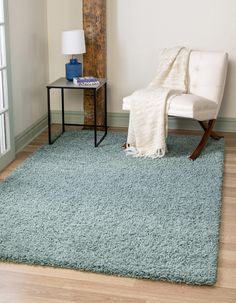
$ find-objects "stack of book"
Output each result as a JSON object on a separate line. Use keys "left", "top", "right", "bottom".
{"left": 73, "top": 77, "right": 100, "bottom": 87}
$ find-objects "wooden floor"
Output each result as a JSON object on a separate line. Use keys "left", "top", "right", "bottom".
{"left": 0, "top": 128, "right": 236, "bottom": 303}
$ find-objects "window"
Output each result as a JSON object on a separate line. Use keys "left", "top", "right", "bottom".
{"left": 0, "top": 0, "right": 14, "bottom": 172}
{"left": 0, "top": 0, "right": 10, "bottom": 157}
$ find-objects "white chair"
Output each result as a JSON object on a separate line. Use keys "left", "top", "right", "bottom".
{"left": 122, "top": 51, "right": 228, "bottom": 160}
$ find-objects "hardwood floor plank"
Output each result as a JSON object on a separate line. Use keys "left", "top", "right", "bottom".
{"left": 0, "top": 272, "right": 143, "bottom": 303}
{"left": 133, "top": 279, "right": 236, "bottom": 303}
{"left": 0, "top": 264, "right": 135, "bottom": 287}
{"left": 0, "top": 282, "right": 144, "bottom": 303}
{"left": 1, "top": 270, "right": 236, "bottom": 303}
{"left": 218, "top": 243, "right": 236, "bottom": 269}
{"left": 0, "top": 295, "right": 72, "bottom": 303}
{"left": 223, "top": 187, "right": 236, "bottom": 198}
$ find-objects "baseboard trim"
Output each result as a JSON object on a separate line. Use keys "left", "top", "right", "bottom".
{"left": 51, "top": 110, "right": 236, "bottom": 133}
{"left": 15, "top": 114, "right": 48, "bottom": 152}
{"left": 51, "top": 111, "right": 84, "bottom": 125}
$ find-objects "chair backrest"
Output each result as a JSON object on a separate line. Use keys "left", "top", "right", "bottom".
{"left": 188, "top": 51, "right": 228, "bottom": 115}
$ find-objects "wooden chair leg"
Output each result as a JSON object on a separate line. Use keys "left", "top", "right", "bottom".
{"left": 189, "top": 120, "right": 217, "bottom": 161}
{"left": 121, "top": 143, "right": 130, "bottom": 149}
{"left": 198, "top": 121, "right": 223, "bottom": 140}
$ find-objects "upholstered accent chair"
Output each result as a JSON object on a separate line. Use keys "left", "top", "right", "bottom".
{"left": 122, "top": 51, "right": 228, "bottom": 160}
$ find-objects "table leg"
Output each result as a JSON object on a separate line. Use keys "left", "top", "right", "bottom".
{"left": 105, "top": 82, "right": 107, "bottom": 135}
{"left": 61, "top": 88, "right": 65, "bottom": 132}
{"left": 94, "top": 89, "right": 97, "bottom": 147}
{"left": 47, "top": 87, "right": 52, "bottom": 144}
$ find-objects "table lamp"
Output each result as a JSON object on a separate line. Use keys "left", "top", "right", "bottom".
{"left": 62, "top": 29, "right": 86, "bottom": 81}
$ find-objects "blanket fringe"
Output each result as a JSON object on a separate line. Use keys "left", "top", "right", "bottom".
{"left": 125, "top": 146, "right": 167, "bottom": 159}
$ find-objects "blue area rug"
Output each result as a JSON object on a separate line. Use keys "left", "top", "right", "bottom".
{"left": 0, "top": 131, "right": 224, "bottom": 285}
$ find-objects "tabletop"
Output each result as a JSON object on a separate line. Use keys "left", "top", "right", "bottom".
{"left": 47, "top": 77, "right": 107, "bottom": 90}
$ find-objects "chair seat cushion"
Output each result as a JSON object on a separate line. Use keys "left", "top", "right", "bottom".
{"left": 168, "top": 94, "right": 217, "bottom": 120}
{"left": 122, "top": 93, "right": 217, "bottom": 121}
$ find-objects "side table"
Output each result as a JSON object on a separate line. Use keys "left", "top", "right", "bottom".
{"left": 46, "top": 77, "right": 107, "bottom": 147}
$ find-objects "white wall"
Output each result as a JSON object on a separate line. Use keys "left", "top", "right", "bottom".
{"left": 47, "top": 0, "right": 83, "bottom": 112}
{"left": 47, "top": 0, "right": 236, "bottom": 119}
{"left": 5, "top": 0, "right": 236, "bottom": 137}
{"left": 8, "top": 0, "right": 49, "bottom": 136}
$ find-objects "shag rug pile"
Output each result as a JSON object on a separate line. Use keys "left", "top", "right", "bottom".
{"left": 0, "top": 131, "right": 224, "bottom": 285}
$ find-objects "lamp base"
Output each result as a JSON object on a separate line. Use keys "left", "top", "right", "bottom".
{"left": 65, "top": 59, "right": 82, "bottom": 81}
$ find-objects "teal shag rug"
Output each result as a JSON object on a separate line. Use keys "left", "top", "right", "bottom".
{"left": 0, "top": 131, "right": 224, "bottom": 285}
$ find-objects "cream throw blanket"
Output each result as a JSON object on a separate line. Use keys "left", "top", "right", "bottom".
{"left": 125, "top": 47, "right": 191, "bottom": 158}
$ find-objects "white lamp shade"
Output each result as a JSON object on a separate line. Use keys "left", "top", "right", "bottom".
{"left": 62, "top": 29, "right": 86, "bottom": 55}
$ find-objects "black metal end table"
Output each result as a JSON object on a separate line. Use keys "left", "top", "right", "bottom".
{"left": 46, "top": 77, "right": 107, "bottom": 147}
